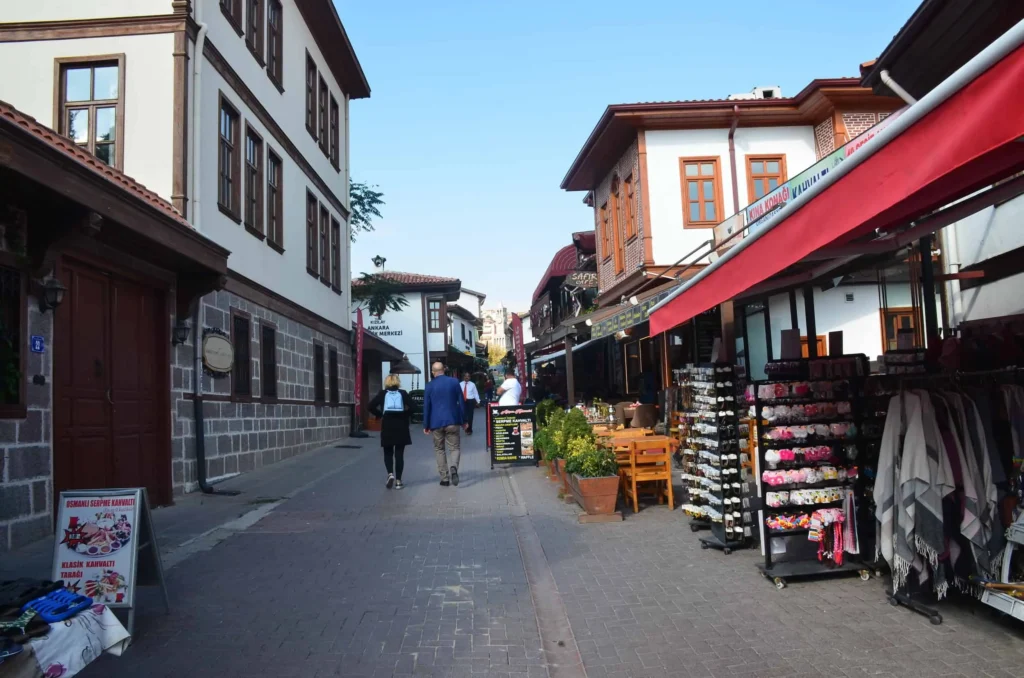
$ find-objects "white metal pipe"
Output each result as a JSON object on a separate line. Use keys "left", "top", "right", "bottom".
{"left": 880, "top": 69, "right": 917, "bottom": 105}
{"left": 650, "top": 16, "right": 1024, "bottom": 318}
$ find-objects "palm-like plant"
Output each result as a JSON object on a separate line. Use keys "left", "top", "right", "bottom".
{"left": 352, "top": 272, "right": 409, "bottom": 318}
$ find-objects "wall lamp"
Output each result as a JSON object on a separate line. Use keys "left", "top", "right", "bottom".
{"left": 37, "top": 277, "right": 66, "bottom": 313}
{"left": 172, "top": 318, "right": 191, "bottom": 345}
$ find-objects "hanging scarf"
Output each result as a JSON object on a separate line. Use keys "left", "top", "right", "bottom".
{"left": 948, "top": 392, "right": 994, "bottom": 577}
{"left": 875, "top": 394, "right": 904, "bottom": 578}
{"left": 843, "top": 488, "right": 860, "bottom": 556}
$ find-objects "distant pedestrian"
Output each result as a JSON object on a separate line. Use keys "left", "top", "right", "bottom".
{"left": 460, "top": 372, "right": 481, "bottom": 435}
{"left": 497, "top": 370, "right": 522, "bottom": 406}
{"left": 483, "top": 379, "right": 495, "bottom": 402}
{"left": 423, "top": 362, "right": 464, "bottom": 487}
{"left": 367, "top": 374, "right": 412, "bottom": 490}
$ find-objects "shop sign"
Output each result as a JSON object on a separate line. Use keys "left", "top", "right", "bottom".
{"left": 590, "top": 290, "right": 674, "bottom": 340}
{"left": 30, "top": 335, "right": 45, "bottom": 353}
{"left": 488, "top": 404, "right": 537, "bottom": 467}
{"left": 52, "top": 488, "right": 168, "bottom": 623}
{"left": 202, "top": 334, "right": 234, "bottom": 374}
{"left": 563, "top": 271, "right": 598, "bottom": 289}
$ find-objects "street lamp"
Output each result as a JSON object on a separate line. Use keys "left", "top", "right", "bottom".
{"left": 172, "top": 319, "right": 191, "bottom": 345}
{"left": 37, "top": 277, "right": 66, "bottom": 313}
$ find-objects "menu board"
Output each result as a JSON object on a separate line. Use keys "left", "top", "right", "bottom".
{"left": 489, "top": 404, "right": 537, "bottom": 466}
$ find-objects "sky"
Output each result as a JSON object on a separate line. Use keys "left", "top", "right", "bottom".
{"left": 341, "top": 0, "right": 921, "bottom": 313}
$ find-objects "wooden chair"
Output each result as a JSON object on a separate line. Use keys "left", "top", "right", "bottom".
{"left": 621, "top": 438, "right": 677, "bottom": 513}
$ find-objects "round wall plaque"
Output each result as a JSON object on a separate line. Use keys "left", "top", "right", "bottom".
{"left": 202, "top": 334, "right": 234, "bottom": 374}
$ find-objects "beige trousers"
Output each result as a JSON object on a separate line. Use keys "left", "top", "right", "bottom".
{"left": 432, "top": 425, "right": 461, "bottom": 479}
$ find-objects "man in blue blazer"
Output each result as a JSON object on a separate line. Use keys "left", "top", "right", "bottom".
{"left": 423, "top": 362, "right": 465, "bottom": 486}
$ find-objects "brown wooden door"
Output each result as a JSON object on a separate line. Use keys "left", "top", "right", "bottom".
{"left": 54, "top": 259, "right": 169, "bottom": 508}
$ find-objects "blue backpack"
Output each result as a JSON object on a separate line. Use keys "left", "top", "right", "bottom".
{"left": 383, "top": 390, "right": 404, "bottom": 413}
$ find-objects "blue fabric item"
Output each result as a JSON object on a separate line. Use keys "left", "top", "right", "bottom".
{"left": 423, "top": 375, "right": 464, "bottom": 430}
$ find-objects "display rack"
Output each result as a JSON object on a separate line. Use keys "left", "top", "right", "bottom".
{"left": 753, "top": 355, "right": 873, "bottom": 587}
{"left": 677, "top": 363, "right": 750, "bottom": 553}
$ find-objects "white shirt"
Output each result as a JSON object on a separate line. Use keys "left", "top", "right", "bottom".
{"left": 498, "top": 377, "right": 522, "bottom": 406}
{"left": 460, "top": 380, "right": 480, "bottom": 404}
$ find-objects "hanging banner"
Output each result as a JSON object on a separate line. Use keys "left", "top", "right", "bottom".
{"left": 511, "top": 313, "right": 526, "bottom": 387}
{"left": 590, "top": 289, "right": 674, "bottom": 340}
{"left": 489, "top": 404, "right": 537, "bottom": 468}
{"left": 354, "top": 308, "right": 364, "bottom": 414}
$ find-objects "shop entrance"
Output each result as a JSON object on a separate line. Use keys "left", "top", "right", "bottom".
{"left": 53, "top": 257, "right": 171, "bottom": 509}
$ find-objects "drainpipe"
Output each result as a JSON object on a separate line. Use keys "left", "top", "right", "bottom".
{"left": 880, "top": 69, "right": 917, "bottom": 105}
{"left": 192, "top": 303, "right": 215, "bottom": 493}
{"left": 191, "top": 0, "right": 209, "bottom": 234}
{"left": 727, "top": 105, "right": 741, "bottom": 214}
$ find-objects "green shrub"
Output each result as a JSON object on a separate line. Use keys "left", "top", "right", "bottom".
{"left": 533, "top": 427, "right": 553, "bottom": 457}
{"left": 561, "top": 409, "right": 595, "bottom": 448}
{"left": 563, "top": 437, "right": 618, "bottom": 478}
{"left": 535, "top": 399, "right": 557, "bottom": 428}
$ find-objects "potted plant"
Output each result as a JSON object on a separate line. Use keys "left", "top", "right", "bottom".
{"left": 564, "top": 438, "right": 619, "bottom": 515}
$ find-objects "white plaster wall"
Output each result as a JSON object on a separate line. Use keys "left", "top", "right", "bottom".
{"left": 198, "top": 0, "right": 349, "bottom": 208}
{"left": 353, "top": 292, "right": 426, "bottom": 391}
{"left": 450, "top": 317, "right": 474, "bottom": 355}
{"left": 645, "top": 126, "right": 816, "bottom": 266}
{"left": 1, "top": 0, "right": 168, "bottom": 22}
{"left": 0, "top": 34, "right": 176, "bottom": 201}
{"left": 947, "top": 196, "right": 1024, "bottom": 267}
{"left": 960, "top": 272, "right": 1024, "bottom": 322}
{"left": 200, "top": 68, "right": 348, "bottom": 326}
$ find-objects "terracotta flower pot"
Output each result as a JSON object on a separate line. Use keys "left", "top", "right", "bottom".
{"left": 556, "top": 458, "right": 570, "bottom": 493}
{"left": 547, "top": 459, "right": 559, "bottom": 481}
{"left": 571, "top": 474, "right": 619, "bottom": 515}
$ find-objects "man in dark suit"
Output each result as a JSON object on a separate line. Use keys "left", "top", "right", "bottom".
{"left": 423, "top": 362, "right": 465, "bottom": 486}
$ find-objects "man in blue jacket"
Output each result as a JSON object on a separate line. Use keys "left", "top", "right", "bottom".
{"left": 423, "top": 362, "right": 465, "bottom": 486}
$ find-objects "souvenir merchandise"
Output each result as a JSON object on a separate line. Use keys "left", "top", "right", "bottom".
{"left": 753, "top": 356, "right": 873, "bottom": 589}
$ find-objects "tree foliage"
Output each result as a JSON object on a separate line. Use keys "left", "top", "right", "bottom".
{"left": 349, "top": 180, "right": 384, "bottom": 243}
{"left": 352, "top": 272, "right": 409, "bottom": 317}
{"left": 487, "top": 343, "right": 506, "bottom": 366}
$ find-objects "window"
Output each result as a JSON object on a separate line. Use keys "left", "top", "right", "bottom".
{"left": 260, "top": 323, "right": 277, "bottom": 399}
{"left": 313, "top": 343, "right": 325, "bottom": 402}
{"left": 599, "top": 202, "right": 610, "bottom": 261}
{"left": 461, "top": 324, "right": 467, "bottom": 343}
{"left": 611, "top": 176, "right": 624, "bottom": 274}
{"left": 232, "top": 313, "right": 252, "bottom": 397}
{"left": 0, "top": 263, "right": 26, "bottom": 418}
{"left": 319, "top": 205, "right": 330, "bottom": 285}
{"left": 624, "top": 174, "right": 637, "bottom": 240}
{"left": 328, "top": 347, "right": 339, "bottom": 405}
{"left": 57, "top": 57, "right": 124, "bottom": 169}
{"left": 306, "top": 190, "right": 318, "bottom": 276}
{"left": 267, "top": 150, "right": 283, "bottom": 250}
{"left": 679, "top": 157, "right": 723, "bottom": 227}
{"left": 218, "top": 95, "right": 241, "bottom": 220}
{"left": 244, "top": 125, "right": 264, "bottom": 237}
{"left": 746, "top": 155, "right": 787, "bottom": 201}
{"left": 880, "top": 308, "right": 919, "bottom": 351}
{"left": 220, "top": 0, "right": 243, "bottom": 33}
{"left": 266, "top": 0, "right": 283, "bottom": 88}
{"left": 318, "top": 76, "right": 329, "bottom": 156}
{"left": 428, "top": 299, "right": 442, "bottom": 332}
{"left": 245, "top": 0, "right": 263, "bottom": 63}
{"left": 305, "top": 52, "right": 317, "bottom": 138}
{"left": 800, "top": 335, "right": 828, "bottom": 358}
{"left": 329, "top": 95, "right": 340, "bottom": 169}
{"left": 330, "top": 216, "right": 341, "bottom": 293}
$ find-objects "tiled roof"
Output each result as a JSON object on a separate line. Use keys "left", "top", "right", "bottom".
{"left": 351, "top": 271, "right": 461, "bottom": 287}
{"left": 0, "top": 99, "right": 191, "bottom": 230}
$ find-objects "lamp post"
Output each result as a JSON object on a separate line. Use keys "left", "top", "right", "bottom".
{"left": 37, "top": 277, "right": 66, "bottom": 313}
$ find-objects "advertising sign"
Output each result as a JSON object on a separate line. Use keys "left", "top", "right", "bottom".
{"left": 590, "top": 290, "right": 674, "bottom": 340}
{"left": 355, "top": 308, "right": 364, "bottom": 414}
{"left": 489, "top": 404, "right": 537, "bottom": 468}
{"left": 563, "top": 271, "right": 599, "bottom": 289}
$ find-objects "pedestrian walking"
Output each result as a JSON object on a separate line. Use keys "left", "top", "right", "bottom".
{"left": 497, "top": 370, "right": 522, "bottom": 406}
{"left": 483, "top": 378, "right": 495, "bottom": 403}
{"left": 423, "top": 362, "right": 464, "bottom": 486}
{"left": 460, "top": 372, "right": 480, "bottom": 435}
{"left": 367, "top": 374, "right": 412, "bottom": 490}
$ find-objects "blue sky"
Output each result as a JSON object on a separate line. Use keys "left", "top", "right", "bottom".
{"left": 341, "top": 0, "right": 920, "bottom": 312}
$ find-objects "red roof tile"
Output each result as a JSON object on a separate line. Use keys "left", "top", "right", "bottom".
{"left": 351, "top": 271, "right": 461, "bottom": 287}
{"left": 0, "top": 99, "right": 191, "bottom": 230}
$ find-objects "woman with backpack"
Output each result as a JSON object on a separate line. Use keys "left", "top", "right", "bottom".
{"left": 367, "top": 374, "right": 412, "bottom": 489}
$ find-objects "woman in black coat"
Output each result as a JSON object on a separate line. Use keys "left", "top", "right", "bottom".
{"left": 367, "top": 374, "right": 412, "bottom": 489}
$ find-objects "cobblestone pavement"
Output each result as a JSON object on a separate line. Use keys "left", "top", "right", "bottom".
{"left": 75, "top": 428, "right": 1024, "bottom": 678}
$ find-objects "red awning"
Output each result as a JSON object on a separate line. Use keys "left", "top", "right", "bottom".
{"left": 651, "top": 41, "right": 1024, "bottom": 336}
{"left": 532, "top": 244, "right": 578, "bottom": 303}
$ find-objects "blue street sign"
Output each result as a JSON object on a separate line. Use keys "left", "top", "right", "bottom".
{"left": 30, "top": 336, "right": 45, "bottom": 353}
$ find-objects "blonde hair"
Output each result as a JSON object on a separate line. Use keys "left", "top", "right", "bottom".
{"left": 384, "top": 374, "right": 402, "bottom": 390}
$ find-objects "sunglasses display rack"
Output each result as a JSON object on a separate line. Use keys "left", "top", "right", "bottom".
{"left": 676, "top": 363, "right": 751, "bottom": 554}
{"left": 752, "top": 355, "right": 874, "bottom": 589}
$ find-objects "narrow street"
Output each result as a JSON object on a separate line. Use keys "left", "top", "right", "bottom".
{"left": 64, "top": 432, "right": 1024, "bottom": 678}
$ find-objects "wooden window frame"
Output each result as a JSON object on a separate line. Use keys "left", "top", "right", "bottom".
{"left": 317, "top": 76, "right": 329, "bottom": 156}
{"left": 328, "top": 346, "right": 339, "bottom": 405}
{"left": 330, "top": 216, "right": 341, "bottom": 294}
{"left": 53, "top": 54, "right": 127, "bottom": 171}
{"left": 243, "top": 123, "right": 264, "bottom": 239}
{"left": 245, "top": 0, "right": 264, "bottom": 65}
{"left": 266, "top": 0, "right": 283, "bottom": 91}
{"left": 624, "top": 173, "right": 637, "bottom": 241}
{"left": 220, "top": 0, "right": 243, "bottom": 35}
{"left": 800, "top": 335, "right": 828, "bottom": 359}
{"left": 0, "top": 256, "right": 27, "bottom": 419}
{"left": 599, "top": 202, "right": 611, "bottom": 262}
{"left": 305, "top": 52, "right": 317, "bottom": 139}
{"left": 427, "top": 299, "right": 445, "bottom": 333}
{"left": 231, "top": 309, "right": 253, "bottom": 399}
{"left": 217, "top": 93, "right": 241, "bottom": 222}
{"left": 611, "top": 175, "right": 624, "bottom": 274}
{"left": 305, "top": 189, "right": 318, "bottom": 277}
{"left": 319, "top": 204, "right": 330, "bottom": 287}
{"left": 879, "top": 307, "right": 919, "bottom": 352}
{"left": 313, "top": 342, "right": 326, "bottom": 403}
{"left": 329, "top": 95, "right": 340, "bottom": 170}
{"left": 679, "top": 156, "right": 725, "bottom": 228}
{"left": 266, "top": 148, "right": 284, "bottom": 252}
{"left": 260, "top": 321, "right": 278, "bottom": 400}
{"left": 745, "top": 154, "right": 788, "bottom": 203}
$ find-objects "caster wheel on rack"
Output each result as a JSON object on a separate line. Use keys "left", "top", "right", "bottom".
{"left": 859, "top": 570, "right": 871, "bottom": 581}
{"left": 888, "top": 596, "right": 899, "bottom": 607}
{"left": 773, "top": 577, "right": 786, "bottom": 590}
{"left": 874, "top": 569, "right": 884, "bottom": 579}
{"left": 723, "top": 548, "right": 732, "bottom": 555}
{"left": 929, "top": 614, "right": 943, "bottom": 626}
{"left": 700, "top": 542, "right": 709, "bottom": 550}
{"left": 690, "top": 524, "right": 701, "bottom": 532}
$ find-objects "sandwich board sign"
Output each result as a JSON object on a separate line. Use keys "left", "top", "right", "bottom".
{"left": 52, "top": 488, "right": 169, "bottom": 635}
